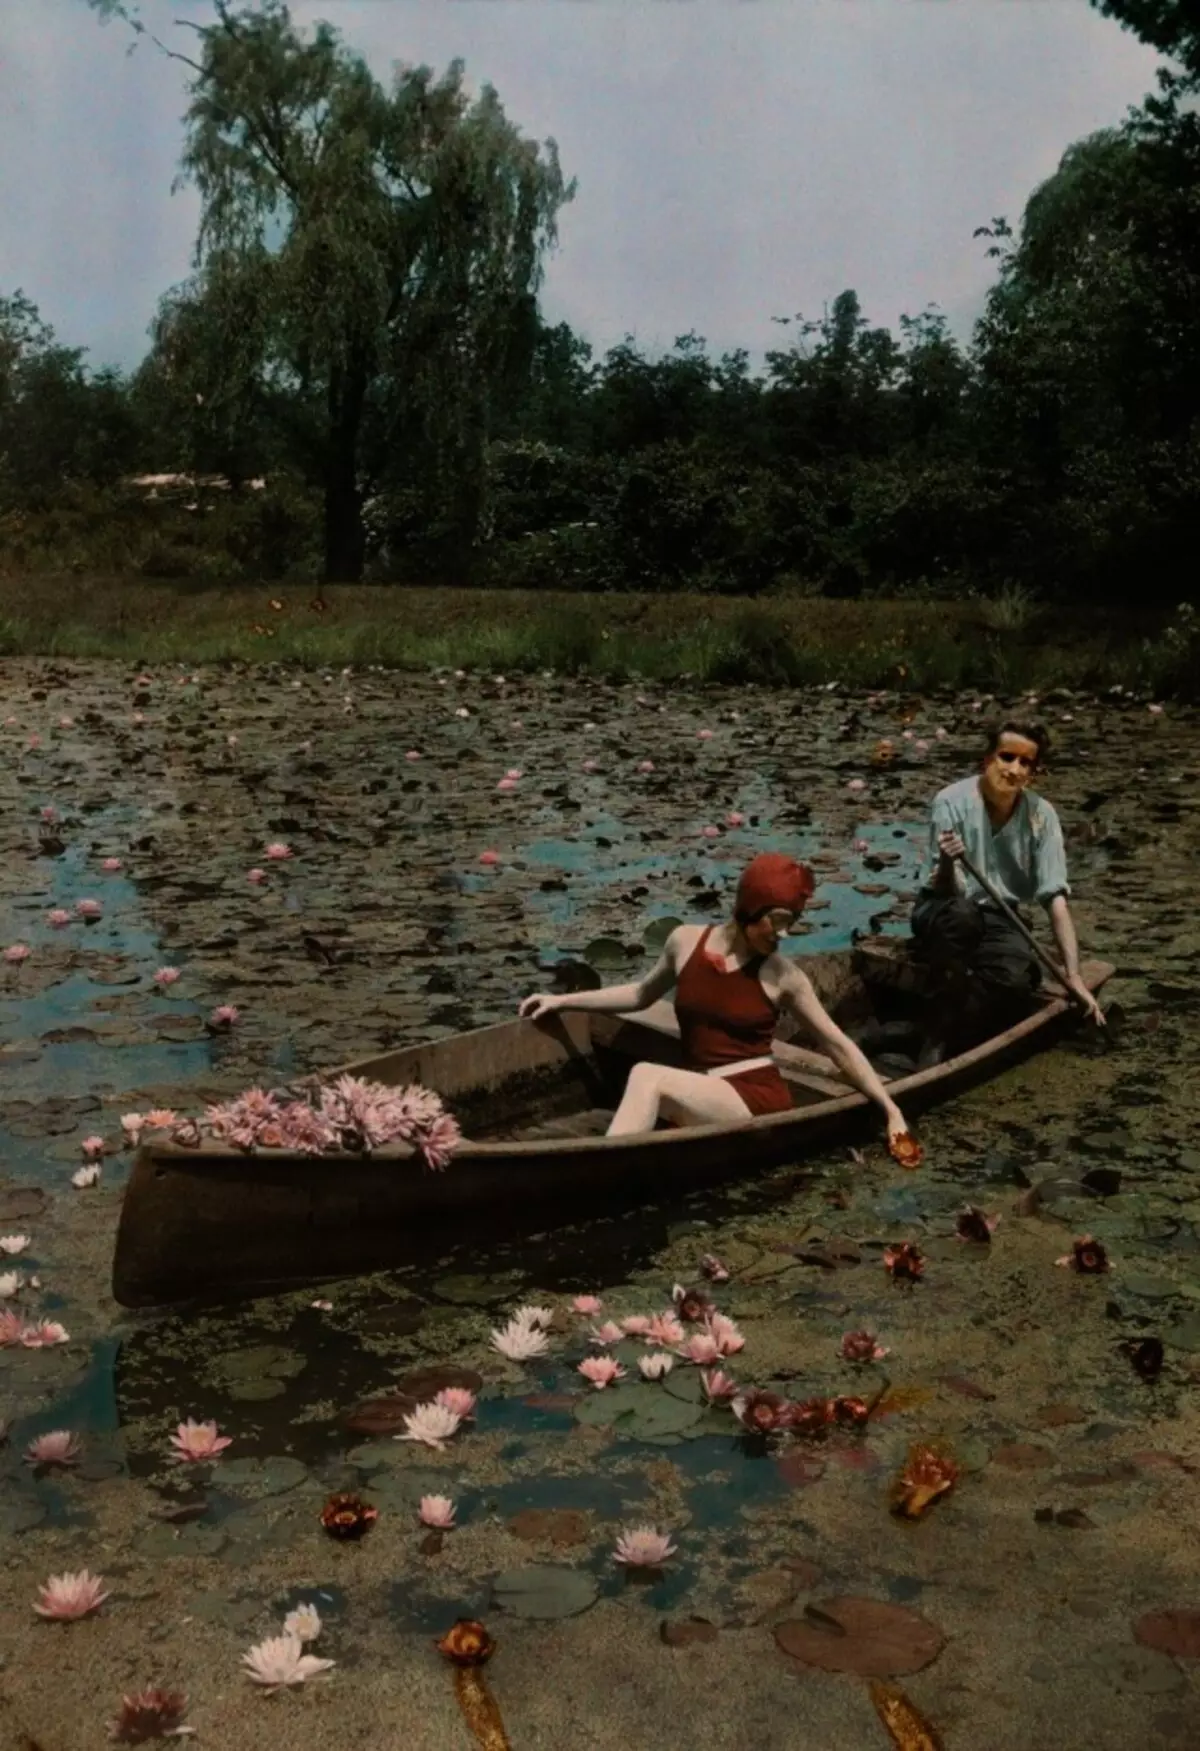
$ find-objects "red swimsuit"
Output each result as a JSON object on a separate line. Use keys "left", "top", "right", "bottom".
{"left": 673, "top": 926, "right": 794, "bottom": 1117}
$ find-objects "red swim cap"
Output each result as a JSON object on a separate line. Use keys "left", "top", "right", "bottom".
{"left": 734, "top": 853, "right": 815, "bottom": 920}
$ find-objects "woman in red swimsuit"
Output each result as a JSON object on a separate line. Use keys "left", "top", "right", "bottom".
{"left": 519, "top": 852, "right": 909, "bottom": 1145}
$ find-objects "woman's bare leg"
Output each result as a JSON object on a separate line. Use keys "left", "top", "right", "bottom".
{"left": 607, "top": 1062, "right": 752, "bottom": 1136}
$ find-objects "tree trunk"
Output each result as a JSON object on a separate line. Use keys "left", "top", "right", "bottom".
{"left": 321, "top": 355, "right": 369, "bottom": 583}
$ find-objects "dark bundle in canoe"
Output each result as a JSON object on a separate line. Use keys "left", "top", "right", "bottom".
{"left": 111, "top": 942, "right": 1112, "bottom": 1307}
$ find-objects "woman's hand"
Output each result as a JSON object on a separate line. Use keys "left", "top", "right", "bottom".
{"left": 886, "top": 1105, "right": 910, "bottom": 1145}
{"left": 1066, "top": 973, "right": 1106, "bottom": 1025}
{"left": 937, "top": 829, "right": 966, "bottom": 862}
{"left": 518, "top": 992, "right": 560, "bottom": 1022}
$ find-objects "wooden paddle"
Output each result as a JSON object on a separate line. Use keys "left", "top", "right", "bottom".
{"left": 953, "top": 848, "right": 1081, "bottom": 1007}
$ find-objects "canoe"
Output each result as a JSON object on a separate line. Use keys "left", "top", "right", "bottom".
{"left": 111, "top": 943, "right": 1113, "bottom": 1307}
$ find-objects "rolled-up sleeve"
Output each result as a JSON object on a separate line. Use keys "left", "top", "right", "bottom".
{"left": 1033, "top": 803, "right": 1070, "bottom": 906}
{"left": 925, "top": 793, "right": 958, "bottom": 890}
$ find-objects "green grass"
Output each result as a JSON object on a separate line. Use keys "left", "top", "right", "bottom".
{"left": 0, "top": 575, "right": 1187, "bottom": 696}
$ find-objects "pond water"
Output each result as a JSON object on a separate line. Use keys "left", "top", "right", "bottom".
{"left": 1, "top": 665, "right": 1198, "bottom": 1749}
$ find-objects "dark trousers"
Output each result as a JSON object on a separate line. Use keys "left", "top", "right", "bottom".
{"left": 911, "top": 891, "right": 1040, "bottom": 1039}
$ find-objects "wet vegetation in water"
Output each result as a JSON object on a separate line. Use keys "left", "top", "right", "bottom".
{"left": 1, "top": 661, "right": 1199, "bottom": 1747}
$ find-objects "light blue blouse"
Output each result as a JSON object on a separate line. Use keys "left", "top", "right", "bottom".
{"left": 925, "top": 777, "right": 1070, "bottom": 910}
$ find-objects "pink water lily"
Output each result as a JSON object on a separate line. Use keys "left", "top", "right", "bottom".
{"left": 645, "top": 1312, "right": 685, "bottom": 1348}
{"left": 637, "top": 760, "right": 655, "bottom": 773}
{"left": 614, "top": 1526, "right": 676, "bottom": 1567}
{"left": 571, "top": 1294, "right": 603, "bottom": 1315}
{"left": 21, "top": 1320, "right": 70, "bottom": 1347}
{"left": 3, "top": 943, "right": 31, "bottom": 963}
{"left": 840, "top": 1330, "right": 889, "bottom": 1363}
{"left": 701, "top": 1368, "right": 739, "bottom": 1402}
{"left": 433, "top": 1387, "right": 476, "bottom": 1420}
{"left": 478, "top": 850, "right": 500, "bottom": 866}
{"left": 725, "top": 812, "right": 745, "bottom": 827}
{"left": 153, "top": 967, "right": 181, "bottom": 987}
{"left": 678, "top": 1332, "right": 722, "bottom": 1366}
{"left": 620, "top": 1314, "right": 653, "bottom": 1335}
{"left": 577, "top": 1356, "right": 624, "bottom": 1389}
{"left": 419, "top": 1494, "right": 457, "bottom": 1529}
{"left": 169, "top": 1419, "right": 233, "bottom": 1463}
{"left": 587, "top": 1321, "right": 625, "bottom": 1346}
{"left": 209, "top": 1005, "right": 239, "bottom": 1028}
{"left": 247, "top": 868, "right": 266, "bottom": 884}
{"left": 76, "top": 898, "right": 102, "bottom": 919}
{"left": 47, "top": 908, "right": 71, "bottom": 928}
{"left": 264, "top": 842, "right": 293, "bottom": 860}
{"left": 101, "top": 857, "right": 123, "bottom": 872}
{"left": 705, "top": 1312, "right": 745, "bottom": 1356}
{"left": 25, "top": 1430, "right": 81, "bottom": 1467}
{"left": 34, "top": 1569, "right": 109, "bottom": 1620}
{"left": 80, "top": 1136, "right": 105, "bottom": 1160}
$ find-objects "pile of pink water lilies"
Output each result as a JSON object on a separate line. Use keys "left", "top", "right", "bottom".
{"left": 120, "top": 1073, "right": 462, "bottom": 1170}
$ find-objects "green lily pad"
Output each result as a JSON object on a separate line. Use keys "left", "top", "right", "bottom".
{"left": 136, "top": 1522, "right": 228, "bottom": 1560}
{"left": 1120, "top": 1272, "right": 1181, "bottom": 1302}
{"left": 574, "top": 1381, "right": 703, "bottom": 1440}
{"left": 583, "top": 937, "right": 631, "bottom": 970}
{"left": 211, "top": 1344, "right": 307, "bottom": 1382}
{"left": 217, "top": 1455, "right": 310, "bottom": 1497}
{"left": 432, "top": 1273, "right": 524, "bottom": 1306}
{"left": 663, "top": 1367, "right": 705, "bottom": 1405}
{"left": 1165, "top": 1315, "right": 1200, "bottom": 1352}
{"left": 643, "top": 917, "right": 683, "bottom": 952}
{"left": 491, "top": 1564, "right": 599, "bottom": 1620}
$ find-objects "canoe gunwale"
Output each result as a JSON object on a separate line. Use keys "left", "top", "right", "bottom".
{"left": 130, "top": 957, "right": 1114, "bottom": 1166}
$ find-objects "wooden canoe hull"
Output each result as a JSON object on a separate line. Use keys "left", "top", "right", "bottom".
{"left": 110, "top": 955, "right": 1113, "bottom": 1308}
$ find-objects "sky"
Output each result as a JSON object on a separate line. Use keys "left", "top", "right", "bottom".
{"left": 0, "top": 0, "right": 1168, "bottom": 378}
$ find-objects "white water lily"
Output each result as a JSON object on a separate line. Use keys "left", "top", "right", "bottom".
{"left": 0, "top": 1234, "right": 30, "bottom": 1255}
{"left": 638, "top": 1352, "right": 675, "bottom": 1380}
{"left": 0, "top": 1271, "right": 22, "bottom": 1298}
{"left": 511, "top": 1303, "right": 554, "bottom": 1329}
{"left": 490, "top": 1319, "right": 549, "bottom": 1361}
{"left": 397, "top": 1401, "right": 462, "bottom": 1450}
{"left": 71, "top": 1164, "right": 100, "bottom": 1189}
{"left": 282, "top": 1603, "right": 322, "bottom": 1644}
{"left": 241, "top": 1633, "right": 334, "bottom": 1691}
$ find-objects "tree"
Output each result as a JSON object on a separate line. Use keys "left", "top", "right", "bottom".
{"left": 90, "top": 1, "right": 573, "bottom": 581}
{"left": 971, "top": 106, "right": 1200, "bottom": 590}
{"left": 0, "top": 290, "right": 140, "bottom": 505}
{"left": 1087, "top": 0, "right": 1200, "bottom": 84}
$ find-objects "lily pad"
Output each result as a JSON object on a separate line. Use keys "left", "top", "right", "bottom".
{"left": 583, "top": 936, "right": 631, "bottom": 971}
{"left": 432, "top": 1273, "right": 523, "bottom": 1307}
{"left": 642, "top": 917, "right": 683, "bottom": 952}
{"left": 0, "top": 1185, "right": 49, "bottom": 1222}
{"left": 1120, "top": 1272, "right": 1180, "bottom": 1302}
{"left": 1134, "top": 1609, "right": 1200, "bottom": 1660}
{"left": 574, "top": 1381, "right": 703, "bottom": 1440}
{"left": 774, "top": 1596, "right": 945, "bottom": 1675}
{"left": 1164, "top": 1315, "right": 1200, "bottom": 1352}
{"left": 508, "top": 1508, "right": 592, "bottom": 1546}
{"left": 217, "top": 1455, "right": 310, "bottom": 1497}
{"left": 491, "top": 1564, "right": 599, "bottom": 1620}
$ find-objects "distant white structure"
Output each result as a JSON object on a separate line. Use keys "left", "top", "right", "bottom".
{"left": 124, "top": 473, "right": 267, "bottom": 498}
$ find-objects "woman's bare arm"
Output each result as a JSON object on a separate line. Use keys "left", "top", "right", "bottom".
{"left": 519, "top": 932, "right": 682, "bottom": 1019}
{"left": 778, "top": 964, "right": 907, "bottom": 1136}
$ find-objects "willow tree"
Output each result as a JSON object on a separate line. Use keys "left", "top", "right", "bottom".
{"left": 92, "top": 1, "right": 573, "bottom": 580}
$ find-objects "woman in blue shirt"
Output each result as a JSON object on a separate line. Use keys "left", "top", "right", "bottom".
{"left": 912, "top": 720, "right": 1105, "bottom": 1058}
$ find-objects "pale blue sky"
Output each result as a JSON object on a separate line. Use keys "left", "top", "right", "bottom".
{"left": 0, "top": 1, "right": 1166, "bottom": 377}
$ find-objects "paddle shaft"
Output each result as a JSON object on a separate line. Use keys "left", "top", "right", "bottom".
{"left": 954, "top": 849, "right": 1079, "bottom": 1004}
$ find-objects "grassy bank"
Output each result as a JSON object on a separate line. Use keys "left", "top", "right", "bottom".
{"left": 0, "top": 575, "right": 1189, "bottom": 696}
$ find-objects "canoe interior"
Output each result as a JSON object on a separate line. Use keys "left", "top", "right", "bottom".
{"left": 111, "top": 945, "right": 1113, "bottom": 1308}
{"left": 329, "top": 943, "right": 935, "bottom": 1141}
